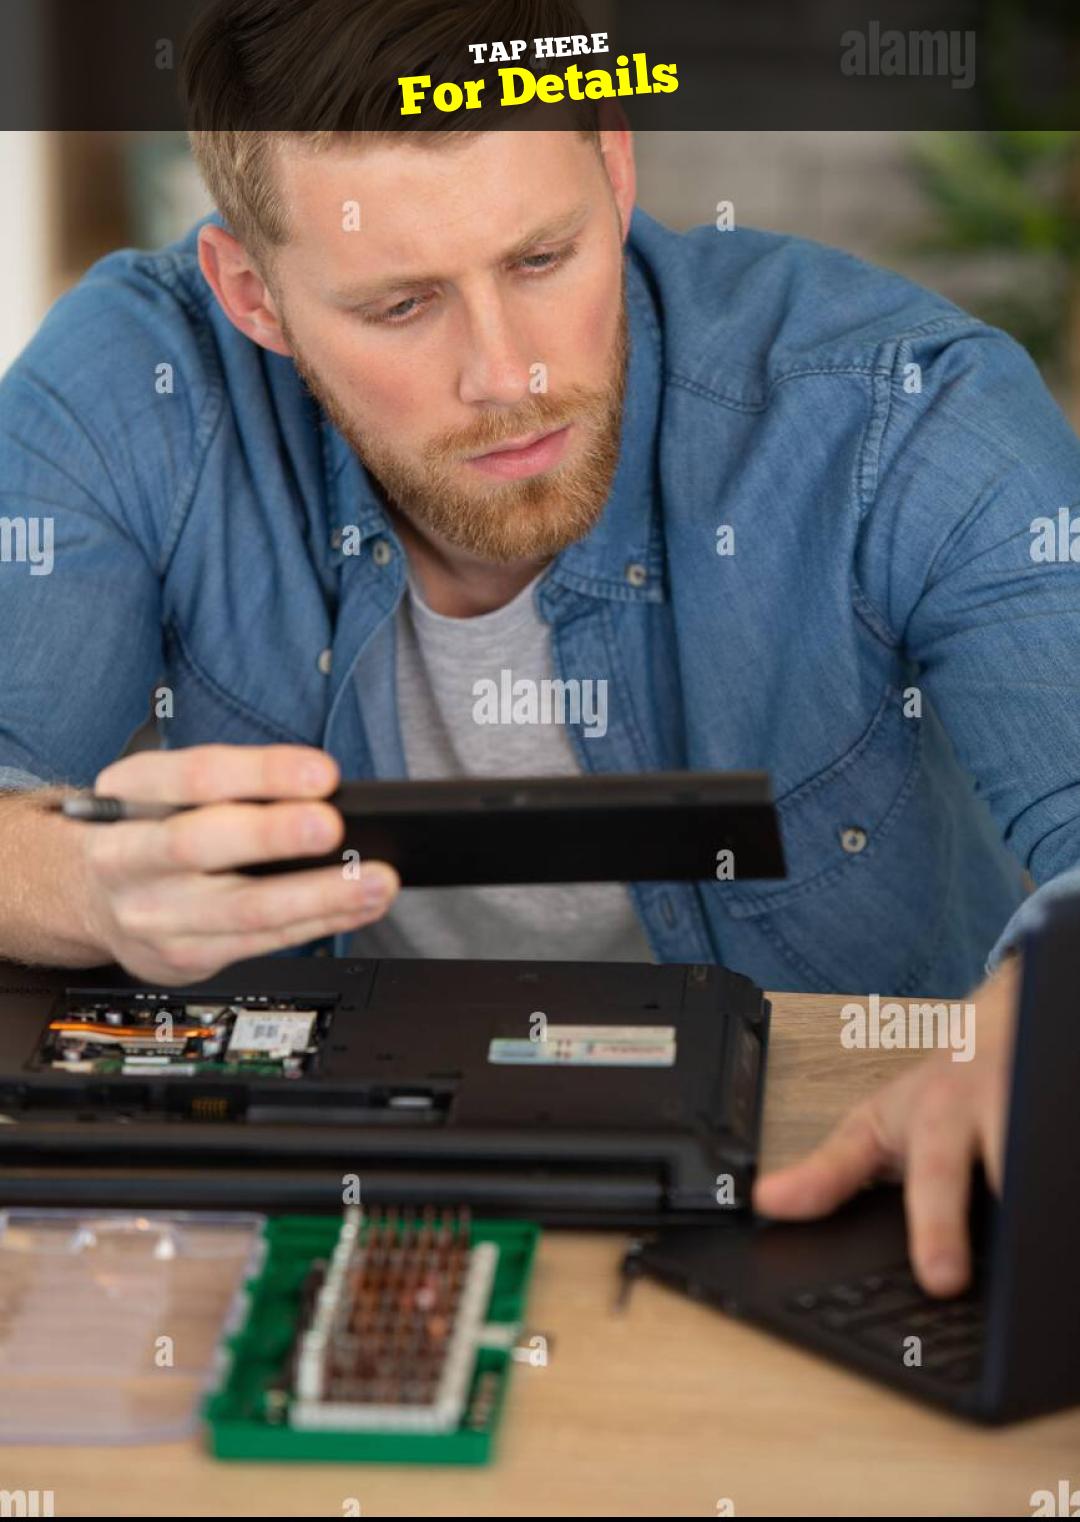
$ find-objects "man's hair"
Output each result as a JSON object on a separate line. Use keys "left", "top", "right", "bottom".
{"left": 182, "top": 0, "right": 600, "bottom": 260}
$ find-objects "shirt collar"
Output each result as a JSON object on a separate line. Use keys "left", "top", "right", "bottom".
{"left": 547, "top": 229, "right": 665, "bottom": 603}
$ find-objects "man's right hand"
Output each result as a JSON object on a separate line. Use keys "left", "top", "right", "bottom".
{"left": 72, "top": 744, "right": 399, "bottom": 985}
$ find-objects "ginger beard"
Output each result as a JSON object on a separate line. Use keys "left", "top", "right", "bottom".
{"left": 282, "top": 291, "right": 629, "bottom": 564}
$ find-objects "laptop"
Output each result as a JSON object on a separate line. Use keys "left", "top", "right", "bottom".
{"left": 0, "top": 954, "right": 769, "bottom": 1226}
{"left": 631, "top": 895, "right": 1080, "bottom": 1423}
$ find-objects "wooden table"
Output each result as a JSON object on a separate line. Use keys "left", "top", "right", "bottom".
{"left": 4, "top": 991, "right": 1077, "bottom": 1517}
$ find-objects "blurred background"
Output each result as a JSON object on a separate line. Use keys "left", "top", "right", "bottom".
{"left": 3, "top": 129, "right": 1080, "bottom": 426}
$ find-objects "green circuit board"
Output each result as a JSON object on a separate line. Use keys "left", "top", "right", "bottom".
{"left": 36, "top": 990, "right": 336, "bottom": 1080}
{"left": 205, "top": 1209, "right": 540, "bottom": 1465}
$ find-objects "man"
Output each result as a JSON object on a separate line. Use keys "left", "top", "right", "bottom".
{"left": 1, "top": 0, "right": 1078, "bottom": 1295}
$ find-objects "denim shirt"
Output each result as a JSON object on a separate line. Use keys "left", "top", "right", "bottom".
{"left": 3, "top": 207, "right": 1080, "bottom": 995}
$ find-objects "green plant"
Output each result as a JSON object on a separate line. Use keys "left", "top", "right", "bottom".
{"left": 909, "top": 131, "right": 1080, "bottom": 419}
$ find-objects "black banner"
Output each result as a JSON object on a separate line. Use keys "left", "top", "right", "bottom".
{"left": 0, "top": 0, "right": 1077, "bottom": 130}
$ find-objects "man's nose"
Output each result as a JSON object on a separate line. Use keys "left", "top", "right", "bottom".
{"left": 457, "top": 300, "right": 534, "bottom": 409}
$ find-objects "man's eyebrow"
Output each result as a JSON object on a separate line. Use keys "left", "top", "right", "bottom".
{"left": 499, "top": 203, "right": 590, "bottom": 264}
{"left": 326, "top": 203, "right": 591, "bottom": 308}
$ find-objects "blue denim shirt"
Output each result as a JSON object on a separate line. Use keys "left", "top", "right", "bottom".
{"left": 3, "top": 208, "right": 1079, "bottom": 994}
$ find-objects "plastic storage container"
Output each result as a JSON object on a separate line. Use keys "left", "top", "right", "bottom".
{"left": 0, "top": 1209, "right": 265, "bottom": 1444}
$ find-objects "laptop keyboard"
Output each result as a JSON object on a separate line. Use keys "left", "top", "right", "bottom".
{"left": 784, "top": 1261, "right": 985, "bottom": 1387}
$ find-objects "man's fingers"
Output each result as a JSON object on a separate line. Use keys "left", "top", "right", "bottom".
{"left": 94, "top": 744, "right": 339, "bottom": 804}
{"left": 85, "top": 799, "right": 345, "bottom": 879}
{"left": 753, "top": 1105, "right": 891, "bottom": 1219}
{"left": 903, "top": 1077, "right": 975, "bottom": 1296}
{"left": 118, "top": 859, "right": 400, "bottom": 940}
{"left": 146, "top": 897, "right": 399, "bottom": 984}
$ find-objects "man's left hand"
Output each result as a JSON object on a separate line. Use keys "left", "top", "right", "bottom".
{"left": 752, "top": 954, "right": 1020, "bottom": 1296}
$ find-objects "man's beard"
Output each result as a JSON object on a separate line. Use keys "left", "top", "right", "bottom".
{"left": 285, "top": 297, "right": 629, "bottom": 564}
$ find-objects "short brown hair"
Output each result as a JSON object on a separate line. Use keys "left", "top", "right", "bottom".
{"left": 182, "top": 0, "right": 600, "bottom": 259}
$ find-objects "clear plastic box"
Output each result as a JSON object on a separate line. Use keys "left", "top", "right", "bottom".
{"left": 0, "top": 1208, "right": 265, "bottom": 1444}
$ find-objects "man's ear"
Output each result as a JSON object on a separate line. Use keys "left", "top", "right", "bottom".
{"left": 596, "top": 108, "right": 636, "bottom": 243}
{"left": 197, "top": 223, "right": 292, "bottom": 357}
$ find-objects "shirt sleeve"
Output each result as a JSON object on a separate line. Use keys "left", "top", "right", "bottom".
{"left": 984, "top": 863, "right": 1080, "bottom": 970}
{"left": 0, "top": 252, "right": 207, "bottom": 788}
{"left": 857, "top": 317, "right": 1080, "bottom": 978}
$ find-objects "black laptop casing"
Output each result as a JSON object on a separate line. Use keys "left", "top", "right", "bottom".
{"left": 0, "top": 955, "right": 770, "bottom": 1227}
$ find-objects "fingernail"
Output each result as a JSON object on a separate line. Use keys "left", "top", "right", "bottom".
{"left": 359, "top": 868, "right": 395, "bottom": 907}
{"left": 924, "top": 1253, "right": 962, "bottom": 1291}
{"left": 303, "top": 809, "right": 335, "bottom": 847}
{"left": 302, "top": 758, "right": 333, "bottom": 791}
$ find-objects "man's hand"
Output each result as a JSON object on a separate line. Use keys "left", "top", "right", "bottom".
{"left": 72, "top": 744, "right": 400, "bottom": 985}
{"left": 752, "top": 954, "right": 1020, "bottom": 1297}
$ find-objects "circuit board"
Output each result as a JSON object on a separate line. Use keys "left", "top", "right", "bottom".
{"left": 205, "top": 1209, "right": 540, "bottom": 1464}
{"left": 34, "top": 990, "right": 335, "bottom": 1079}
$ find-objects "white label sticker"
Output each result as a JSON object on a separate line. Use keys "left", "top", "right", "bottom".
{"left": 227, "top": 1010, "right": 316, "bottom": 1055}
{"left": 488, "top": 1024, "right": 676, "bottom": 1067}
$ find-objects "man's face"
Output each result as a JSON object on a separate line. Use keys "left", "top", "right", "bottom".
{"left": 267, "top": 131, "right": 630, "bottom": 563}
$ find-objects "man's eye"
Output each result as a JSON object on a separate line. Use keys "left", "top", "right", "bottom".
{"left": 387, "top": 298, "right": 420, "bottom": 319}
{"left": 517, "top": 244, "right": 576, "bottom": 274}
{"left": 363, "top": 244, "right": 577, "bottom": 324}
{"left": 367, "top": 294, "right": 430, "bottom": 325}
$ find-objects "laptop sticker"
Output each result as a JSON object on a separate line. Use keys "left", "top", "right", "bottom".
{"left": 488, "top": 1025, "right": 676, "bottom": 1067}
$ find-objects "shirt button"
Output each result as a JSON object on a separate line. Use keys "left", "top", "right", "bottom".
{"left": 840, "top": 826, "right": 868, "bottom": 854}
{"left": 625, "top": 562, "right": 647, "bottom": 588}
{"left": 316, "top": 647, "right": 333, "bottom": 676}
{"left": 372, "top": 538, "right": 393, "bottom": 567}
{"left": 314, "top": 945, "right": 330, "bottom": 958}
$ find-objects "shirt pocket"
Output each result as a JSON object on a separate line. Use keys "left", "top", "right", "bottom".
{"left": 715, "top": 685, "right": 954, "bottom": 994}
{"left": 162, "top": 622, "right": 313, "bottom": 749}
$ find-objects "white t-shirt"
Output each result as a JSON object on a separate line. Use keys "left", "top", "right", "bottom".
{"left": 348, "top": 571, "right": 656, "bottom": 961}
